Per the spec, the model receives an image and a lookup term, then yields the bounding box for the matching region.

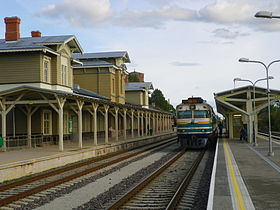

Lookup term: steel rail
[0,137,177,207]
[0,136,176,192]
[166,150,205,209]
[107,150,187,210]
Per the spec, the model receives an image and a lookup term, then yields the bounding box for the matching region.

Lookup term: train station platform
[0,132,176,183]
[208,136,280,210]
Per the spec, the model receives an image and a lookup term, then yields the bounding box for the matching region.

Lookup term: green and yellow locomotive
[176,97,217,148]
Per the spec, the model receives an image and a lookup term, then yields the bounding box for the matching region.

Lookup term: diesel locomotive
[176,97,217,148]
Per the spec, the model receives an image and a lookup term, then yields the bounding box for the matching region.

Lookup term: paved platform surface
[210,137,280,210]
[0,133,171,165]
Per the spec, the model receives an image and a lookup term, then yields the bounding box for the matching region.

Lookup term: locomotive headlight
[202,129,205,132]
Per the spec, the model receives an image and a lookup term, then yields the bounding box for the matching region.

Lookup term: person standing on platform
[240,125,247,141]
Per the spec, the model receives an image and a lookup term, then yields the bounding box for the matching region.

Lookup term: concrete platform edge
[207,138,219,210]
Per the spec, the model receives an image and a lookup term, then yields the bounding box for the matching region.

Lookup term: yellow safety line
[223,140,246,210]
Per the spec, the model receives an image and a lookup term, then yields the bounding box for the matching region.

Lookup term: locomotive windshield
[194,110,210,118]
[177,111,192,119]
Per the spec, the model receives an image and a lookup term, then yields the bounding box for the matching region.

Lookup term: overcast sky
[1,0,280,110]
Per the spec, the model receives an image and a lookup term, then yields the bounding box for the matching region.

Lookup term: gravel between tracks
[192,149,215,209]
[18,143,179,210]
[75,147,181,210]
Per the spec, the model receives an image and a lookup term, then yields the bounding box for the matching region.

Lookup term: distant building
[129,71,144,82]
[125,82,153,108]
[72,51,130,104]
[0,16,172,152]
[0,17,82,93]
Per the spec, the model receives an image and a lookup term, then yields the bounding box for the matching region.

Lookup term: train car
[176,97,217,148]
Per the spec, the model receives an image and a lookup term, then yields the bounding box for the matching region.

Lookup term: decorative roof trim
[0,48,59,55]
[73,64,122,70]
[65,36,83,53]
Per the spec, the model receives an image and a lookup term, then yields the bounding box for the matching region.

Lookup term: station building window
[61,56,68,86]
[42,110,52,135]
[43,57,51,83]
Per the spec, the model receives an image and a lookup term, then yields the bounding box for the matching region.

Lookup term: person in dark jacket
[240,125,247,141]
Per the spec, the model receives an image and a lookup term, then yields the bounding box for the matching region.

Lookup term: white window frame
[43,57,51,83]
[61,56,68,86]
[42,110,52,135]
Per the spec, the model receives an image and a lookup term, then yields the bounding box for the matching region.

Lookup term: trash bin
[0,136,3,147]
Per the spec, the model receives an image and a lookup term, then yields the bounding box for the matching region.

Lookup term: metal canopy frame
[214,85,280,142]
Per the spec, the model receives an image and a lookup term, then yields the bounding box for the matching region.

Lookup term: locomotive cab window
[177,111,192,119]
[194,110,210,118]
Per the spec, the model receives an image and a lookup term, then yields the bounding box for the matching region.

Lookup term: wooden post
[57,97,66,151]
[141,112,144,136]
[104,104,110,143]
[115,107,119,141]
[76,100,84,148]
[137,111,140,137]
[1,100,7,151]
[27,108,32,148]
[92,103,99,145]
[123,108,127,140]
[131,110,134,138]
[145,112,148,136]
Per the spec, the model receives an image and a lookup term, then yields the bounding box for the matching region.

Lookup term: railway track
[0,136,177,209]
[107,149,205,209]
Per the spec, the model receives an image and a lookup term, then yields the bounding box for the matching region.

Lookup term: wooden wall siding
[6,111,13,135]
[0,52,41,83]
[74,73,99,93]
[126,92,142,105]
[68,66,73,88]
[99,74,112,100]
[15,108,27,134]
[98,112,105,131]
[115,70,121,98]
[73,67,114,100]
[73,66,126,103]
[52,109,58,134]
[82,112,91,132]
[32,109,41,134]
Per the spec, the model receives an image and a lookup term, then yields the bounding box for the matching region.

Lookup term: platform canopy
[214,85,280,141]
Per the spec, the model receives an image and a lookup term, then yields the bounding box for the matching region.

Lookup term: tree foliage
[149,89,175,113]
[258,101,280,132]
[128,74,140,82]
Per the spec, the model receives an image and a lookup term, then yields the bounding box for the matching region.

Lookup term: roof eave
[73,64,121,70]
[0,48,59,55]
[65,36,83,53]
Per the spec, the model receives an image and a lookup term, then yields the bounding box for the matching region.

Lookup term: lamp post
[238,58,280,156]
[233,77,274,146]
[255,11,280,19]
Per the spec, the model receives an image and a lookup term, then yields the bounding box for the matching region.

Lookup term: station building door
[233,116,242,138]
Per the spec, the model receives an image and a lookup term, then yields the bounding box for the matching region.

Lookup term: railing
[4,134,74,149]
[258,131,280,141]
[6,134,43,149]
